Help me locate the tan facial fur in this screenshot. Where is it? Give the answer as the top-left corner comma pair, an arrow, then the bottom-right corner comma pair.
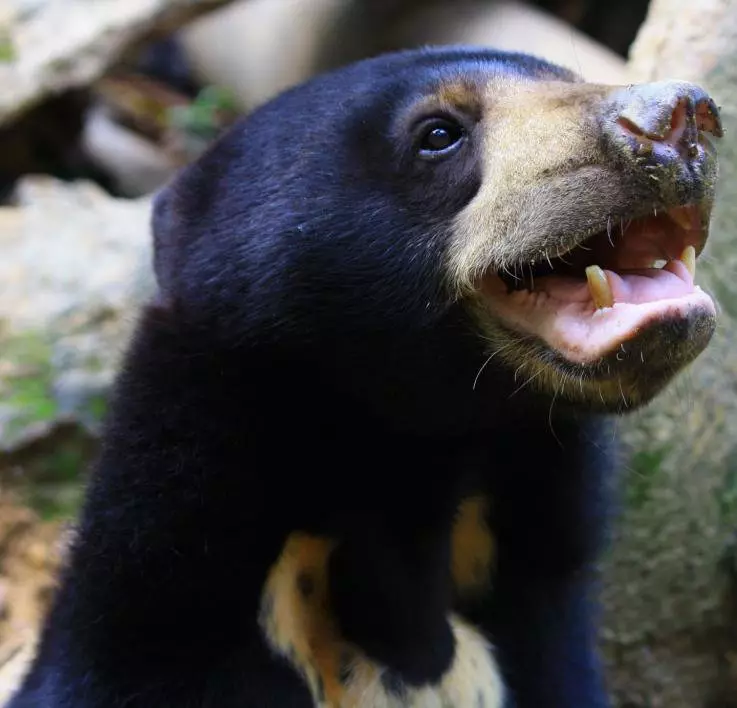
259,525 -> 504,708
449,77 -> 620,293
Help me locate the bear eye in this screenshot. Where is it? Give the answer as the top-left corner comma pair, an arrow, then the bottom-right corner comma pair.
417,119 -> 466,158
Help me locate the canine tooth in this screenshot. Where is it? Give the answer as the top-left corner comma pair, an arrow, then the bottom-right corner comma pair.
680,245 -> 696,277
586,265 -> 614,309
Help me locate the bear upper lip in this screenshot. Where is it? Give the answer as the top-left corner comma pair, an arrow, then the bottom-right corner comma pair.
497,204 -> 707,290
478,202 -> 716,365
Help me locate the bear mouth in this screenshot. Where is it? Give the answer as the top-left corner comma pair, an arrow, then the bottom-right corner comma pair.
478,203 -> 716,365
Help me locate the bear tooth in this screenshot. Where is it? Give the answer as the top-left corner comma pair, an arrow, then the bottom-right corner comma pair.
680,245 -> 696,277
585,265 -> 614,309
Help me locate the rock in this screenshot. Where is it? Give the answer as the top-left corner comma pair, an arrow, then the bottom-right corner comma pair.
599,2 -> 737,706
0,177 -> 156,457
0,0 -> 235,127
180,0 -> 626,115
383,0 -> 627,84
81,105 -> 178,198
180,0 -> 350,113
0,638 -> 37,707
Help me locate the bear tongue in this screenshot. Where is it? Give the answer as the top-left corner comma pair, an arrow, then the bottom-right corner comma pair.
536,247 -> 697,308
584,249 -> 696,309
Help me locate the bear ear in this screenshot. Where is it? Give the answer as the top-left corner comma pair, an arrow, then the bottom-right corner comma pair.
150,183 -> 181,303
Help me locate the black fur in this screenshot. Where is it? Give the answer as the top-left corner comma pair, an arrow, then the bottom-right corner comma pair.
11,48 -> 614,707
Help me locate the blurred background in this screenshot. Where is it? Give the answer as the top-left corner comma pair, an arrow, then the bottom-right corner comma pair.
0,0 -> 736,705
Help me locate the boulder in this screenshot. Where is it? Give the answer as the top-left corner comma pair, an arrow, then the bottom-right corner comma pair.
0,0 -> 234,126
0,177 -> 155,457
599,1 -> 737,705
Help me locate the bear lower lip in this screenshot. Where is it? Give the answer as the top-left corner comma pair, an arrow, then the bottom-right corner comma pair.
478,275 -> 716,364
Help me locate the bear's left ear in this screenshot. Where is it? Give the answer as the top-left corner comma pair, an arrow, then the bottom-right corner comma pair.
150,183 -> 182,303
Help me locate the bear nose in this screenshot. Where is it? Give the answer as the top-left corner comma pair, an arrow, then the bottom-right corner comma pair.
605,80 -> 722,164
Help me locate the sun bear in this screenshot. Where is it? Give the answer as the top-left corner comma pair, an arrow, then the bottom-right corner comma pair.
7,47 -> 721,708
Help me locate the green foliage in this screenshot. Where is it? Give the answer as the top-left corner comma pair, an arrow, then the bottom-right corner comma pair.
716,454 -> 737,524
1,333 -> 99,520
1,334 -> 58,443
82,393 -> 108,424
625,446 -> 668,510
24,445 -> 88,520
168,85 -> 239,141
24,482 -> 84,521
0,31 -> 15,63
11,433 -> 92,521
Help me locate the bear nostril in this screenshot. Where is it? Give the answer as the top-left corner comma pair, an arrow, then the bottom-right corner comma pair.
667,98 -> 690,145
616,96 -> 721,146
611,82 -> 722,167
617,98 -> 690,145
695,98 -> 723,138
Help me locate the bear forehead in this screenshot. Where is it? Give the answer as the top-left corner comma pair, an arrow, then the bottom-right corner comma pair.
332,47 -> 581,119
355,46 -> 579,85
256,47 -> 582,136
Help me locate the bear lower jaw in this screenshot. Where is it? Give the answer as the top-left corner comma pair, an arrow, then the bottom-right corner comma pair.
471,295 -> 715,412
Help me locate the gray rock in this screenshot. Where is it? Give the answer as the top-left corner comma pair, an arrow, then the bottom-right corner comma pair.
599,1 -> 737,705
180,0 -> 626,115
0,177 -> 156,454
0,0 -> 234,126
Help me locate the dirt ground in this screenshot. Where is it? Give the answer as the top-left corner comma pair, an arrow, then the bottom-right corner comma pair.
0,493 -> 68,704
